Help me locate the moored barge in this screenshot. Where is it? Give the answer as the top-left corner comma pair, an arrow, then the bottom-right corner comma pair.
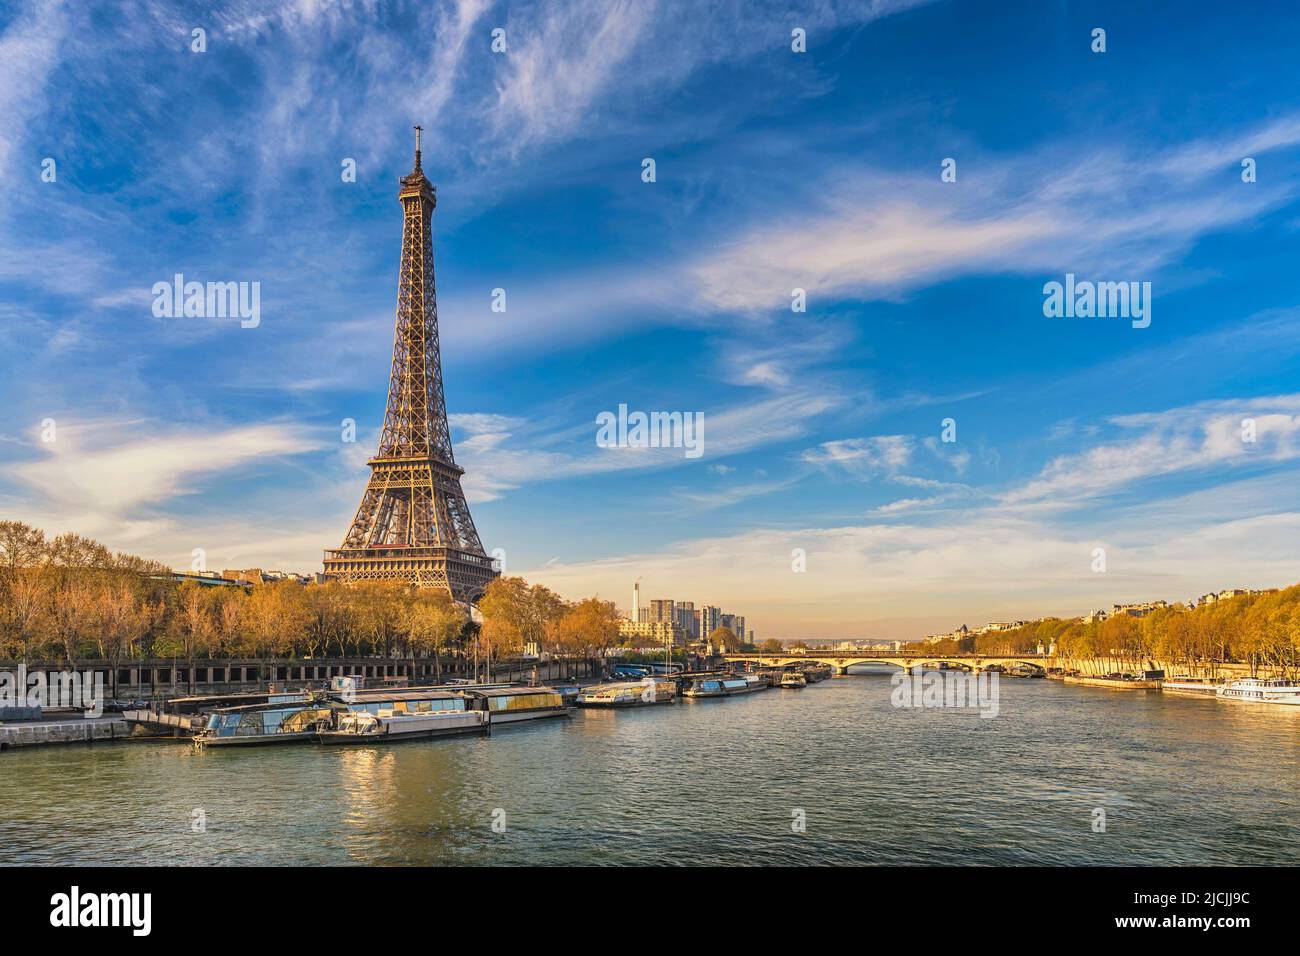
468,686 -> 569,724
316,707 -> 489,744
575,679 -> 678,707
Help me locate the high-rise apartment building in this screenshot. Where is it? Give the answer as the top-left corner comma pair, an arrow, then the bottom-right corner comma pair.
649,599 -> 675,624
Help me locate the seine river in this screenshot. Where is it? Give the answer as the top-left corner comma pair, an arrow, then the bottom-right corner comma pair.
4,671 -> 1297,866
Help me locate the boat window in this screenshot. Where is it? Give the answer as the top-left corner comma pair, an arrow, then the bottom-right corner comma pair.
490,693 -> 560,711
281,708 -> 330,733
236,711 -> 264,736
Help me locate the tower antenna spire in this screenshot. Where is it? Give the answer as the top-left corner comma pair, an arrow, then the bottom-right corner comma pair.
413,124 -> 423,171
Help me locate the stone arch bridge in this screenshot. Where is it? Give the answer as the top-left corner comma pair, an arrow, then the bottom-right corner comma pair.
724,652 -> 1052,675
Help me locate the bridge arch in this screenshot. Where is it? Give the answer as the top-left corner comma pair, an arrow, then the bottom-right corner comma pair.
722,653 -> 1051,675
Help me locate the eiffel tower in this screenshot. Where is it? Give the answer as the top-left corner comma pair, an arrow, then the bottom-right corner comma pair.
323,127 -> 498,602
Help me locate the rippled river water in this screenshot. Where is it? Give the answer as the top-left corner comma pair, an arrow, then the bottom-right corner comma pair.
3,671 -> 1297,865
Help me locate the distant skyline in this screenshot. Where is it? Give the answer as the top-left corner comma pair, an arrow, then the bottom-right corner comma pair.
3,1 -> 1300,640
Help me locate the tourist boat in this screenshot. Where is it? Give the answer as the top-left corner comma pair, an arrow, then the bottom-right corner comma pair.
575,679 -> 677,707
193,699 -> 337,747
467,686 -> 569,724
779,672 -> 807,689
681,678 -> 728,698
1161,676 -> 1223,697
721,675 -> 766,695
196,689 -> 485,747
316,707 -> 488,744
1215,678 -> 1300,706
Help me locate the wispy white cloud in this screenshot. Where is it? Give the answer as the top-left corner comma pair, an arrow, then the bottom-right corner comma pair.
689,118 -> 1300,313
1004,394 -> 1300,506
803,435 -> 912,473
8,420 -> 324,533
450,387 -> 840,502
0,0 -> 65,185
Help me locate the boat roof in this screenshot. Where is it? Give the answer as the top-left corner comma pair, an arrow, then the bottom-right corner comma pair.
469,685 -> 560,697
207,700 -> 335,714
582,680 -> 668,692
169,691 -> 306,707
341,689 -> 466,702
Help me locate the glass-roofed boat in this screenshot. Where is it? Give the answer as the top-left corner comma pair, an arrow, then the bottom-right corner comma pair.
316,691 -> 489,744
192,700 -> 337,748
466,686 -> 569,724
575,678 -> 678,707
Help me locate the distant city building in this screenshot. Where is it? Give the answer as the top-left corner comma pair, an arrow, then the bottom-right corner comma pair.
630,580 -> 641,622
924,623 -> 970,644
676,601 -> 696,638
1111,600 -> 1168,618
649,599 -> 675,625
701,605 -> 721,635
1197,588 -> 1258,607
826,639 -> 904,652
221,568 -> 313,585
619,620 -> 684,647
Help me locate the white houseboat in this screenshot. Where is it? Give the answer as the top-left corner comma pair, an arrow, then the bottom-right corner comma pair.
1216,678 -> 1300,706
316,707 -> 488,744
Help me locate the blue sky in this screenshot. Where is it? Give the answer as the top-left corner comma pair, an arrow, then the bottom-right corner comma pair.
3,0 -> 1300,640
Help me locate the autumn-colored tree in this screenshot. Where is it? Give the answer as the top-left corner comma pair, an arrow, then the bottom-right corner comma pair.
237,581 -> 312,684
95,577 -> 162,696
210,588 -> 245,659
351,581 -> 404,659
549,597 -> 621,677
0,566 -> 52,665
402,588 -> 466,680
305,581 -> 353,659
172,582 -> 218,692
48,576 -> 99,668
709,626 -> 740,653
477,576 -> 534,679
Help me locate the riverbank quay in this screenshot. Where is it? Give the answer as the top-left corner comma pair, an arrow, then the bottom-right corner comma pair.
0,714 -> 131,750
0,670 -> 612,750
0,654 -> 605,703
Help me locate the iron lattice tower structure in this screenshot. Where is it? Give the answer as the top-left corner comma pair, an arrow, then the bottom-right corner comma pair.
323,127 -> 498,602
